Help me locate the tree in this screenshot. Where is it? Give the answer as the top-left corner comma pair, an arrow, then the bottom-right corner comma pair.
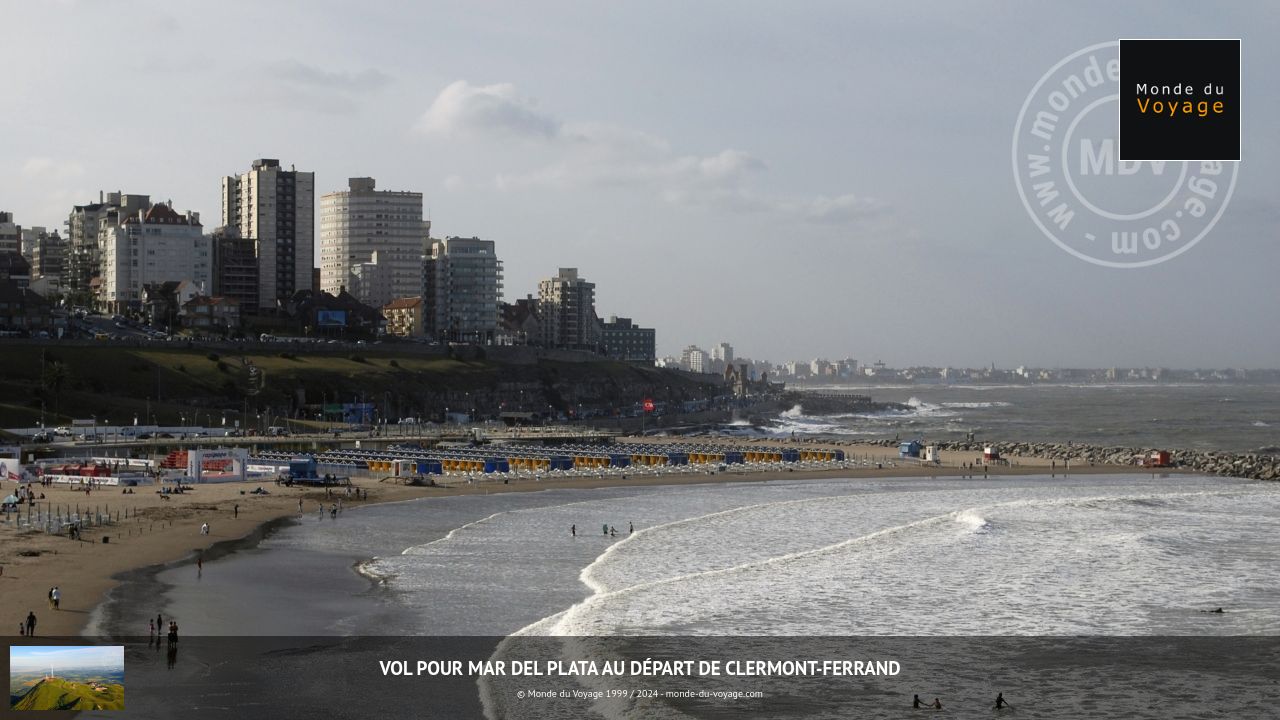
41,360 -> 71,421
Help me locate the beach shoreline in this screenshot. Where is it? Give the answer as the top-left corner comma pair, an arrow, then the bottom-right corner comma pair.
2,437 -> 1189,639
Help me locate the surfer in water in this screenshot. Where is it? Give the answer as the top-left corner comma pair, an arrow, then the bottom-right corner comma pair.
995,692 -> 1011,710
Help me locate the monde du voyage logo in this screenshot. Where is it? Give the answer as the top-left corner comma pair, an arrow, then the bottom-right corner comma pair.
1012,40 -> 1240,268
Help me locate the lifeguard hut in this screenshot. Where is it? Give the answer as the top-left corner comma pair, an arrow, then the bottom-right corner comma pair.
983,446 -> 1000,463
922,445 -> 941,463
899,440 -> 923,459
1147,450 -> 1171,468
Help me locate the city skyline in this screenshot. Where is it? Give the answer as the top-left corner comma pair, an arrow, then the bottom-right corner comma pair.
3,1 -> 1278,366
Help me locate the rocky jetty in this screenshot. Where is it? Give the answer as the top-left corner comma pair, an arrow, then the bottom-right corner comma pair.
864,439 -> 1280,481
781,391 -> 907,415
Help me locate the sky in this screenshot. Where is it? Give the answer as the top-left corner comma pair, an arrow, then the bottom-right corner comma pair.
9,646 -> 124,672
2,1 -> 1277,368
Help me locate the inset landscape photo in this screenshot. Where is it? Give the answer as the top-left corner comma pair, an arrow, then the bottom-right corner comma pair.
9,646 -> 124,711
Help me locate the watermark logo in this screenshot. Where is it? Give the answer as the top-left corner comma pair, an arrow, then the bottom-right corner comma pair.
1012,41 -> 1237,268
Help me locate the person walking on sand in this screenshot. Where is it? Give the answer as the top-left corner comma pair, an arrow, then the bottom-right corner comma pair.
47,587 -> 54,609
298,499 -> 303,514
51,586 -> 60,610
200,522 -> 209,535
25,611 -> 35,637
234,504 -> 239,518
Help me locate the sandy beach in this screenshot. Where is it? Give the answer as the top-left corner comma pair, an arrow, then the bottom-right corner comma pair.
0,437 -> 1170,638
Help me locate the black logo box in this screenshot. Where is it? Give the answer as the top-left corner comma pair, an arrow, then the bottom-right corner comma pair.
1119,38 -> 1241,161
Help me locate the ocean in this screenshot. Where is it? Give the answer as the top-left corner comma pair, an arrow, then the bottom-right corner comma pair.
755,383 -> 1280,452
102,473 -> 1280,638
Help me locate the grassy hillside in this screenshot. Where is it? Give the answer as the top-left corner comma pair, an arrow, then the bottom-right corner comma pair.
10,677 -> 124,711
0,342 -> 719,428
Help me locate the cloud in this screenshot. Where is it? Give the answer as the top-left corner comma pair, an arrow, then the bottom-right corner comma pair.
416,80 -> 560,139
227,60 -> 393,116
273,60 -> 392,93
420,79 -> 889,227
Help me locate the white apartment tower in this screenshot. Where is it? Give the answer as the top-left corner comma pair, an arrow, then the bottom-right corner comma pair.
319,177 -> 427,309
99,203 -> 211,313
221,159 -> 315,311
711,342 -> 734,363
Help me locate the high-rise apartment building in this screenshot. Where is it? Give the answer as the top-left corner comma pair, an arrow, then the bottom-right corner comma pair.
210,226 -> 260,311
423,236 -> 503,343
24,228 -> 65,283
66,192 -> 152,296
0,212 -> 20,254
537,267 -> 598,350
221,159 -> 314,312
711,342 -> 735,364
319,177 -> 426,309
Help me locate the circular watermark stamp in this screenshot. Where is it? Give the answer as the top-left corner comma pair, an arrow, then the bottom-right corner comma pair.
1012,41 -> 1237,268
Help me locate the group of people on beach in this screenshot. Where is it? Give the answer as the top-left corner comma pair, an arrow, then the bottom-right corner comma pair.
46,586 -> 61,610
569,522 -> 634,538
913,692 -> 1011,710
149,614 -> 179,644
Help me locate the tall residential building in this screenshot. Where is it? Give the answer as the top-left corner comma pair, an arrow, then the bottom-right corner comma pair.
66,192 -> 152,296
221,159 -> 314,312
711,342 -> 734,364
319,177 -> 426,309
537,267 -> 598,350
99,203 -> 211,313
600,316 -> 656,363
0,212 -> 21,254
210,226 -> 260,311
25,228 -> 66,283
680,345 -> 709,373
423,236 -> 503,343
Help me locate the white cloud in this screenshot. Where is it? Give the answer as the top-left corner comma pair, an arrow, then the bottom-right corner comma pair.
420,79 -> 888,228
417,80 -> 560,139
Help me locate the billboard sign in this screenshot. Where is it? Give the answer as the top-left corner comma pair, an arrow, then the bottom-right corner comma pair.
316,310 -> 347,328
